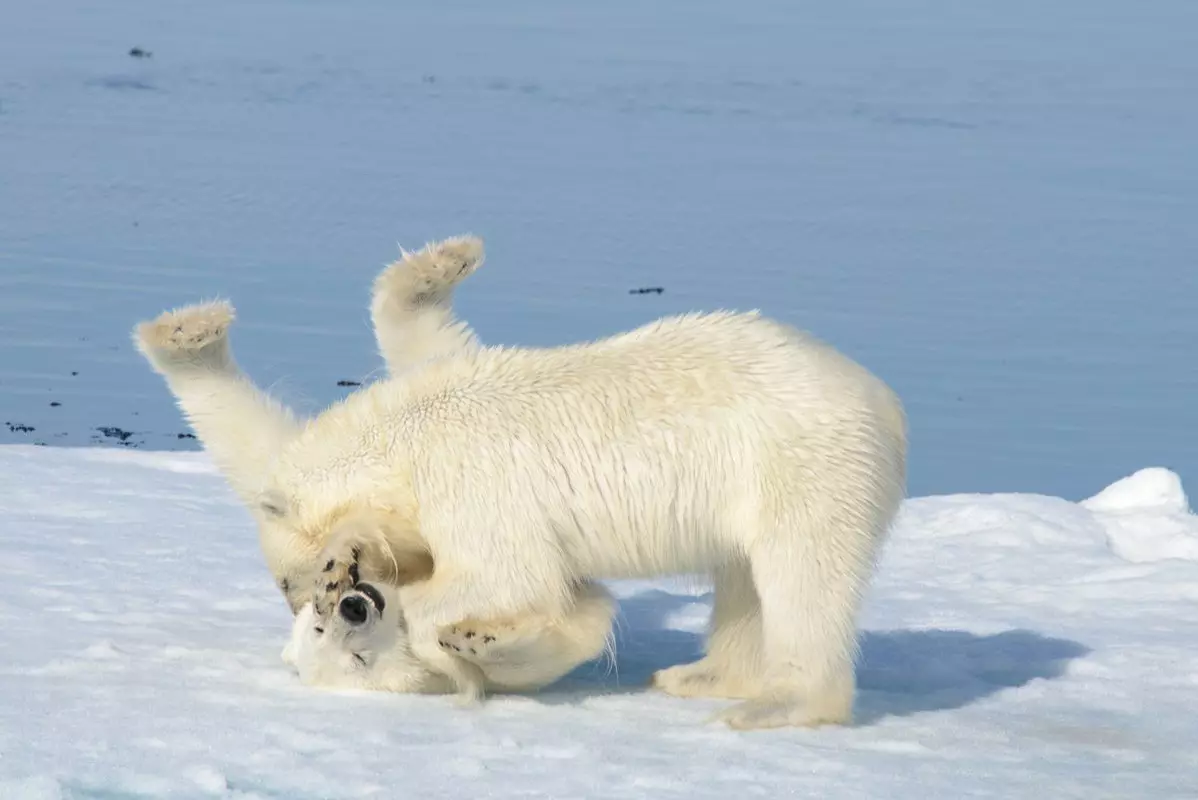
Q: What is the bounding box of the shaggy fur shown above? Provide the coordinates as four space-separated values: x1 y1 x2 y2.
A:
134 235 907 729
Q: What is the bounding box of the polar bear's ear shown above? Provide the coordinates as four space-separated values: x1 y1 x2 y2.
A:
257 489 290 519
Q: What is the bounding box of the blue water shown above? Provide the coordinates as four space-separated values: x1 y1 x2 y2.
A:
1 0 1195 501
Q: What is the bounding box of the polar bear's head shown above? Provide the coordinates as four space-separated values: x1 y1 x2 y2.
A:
282 581 447 693
254 489 431 618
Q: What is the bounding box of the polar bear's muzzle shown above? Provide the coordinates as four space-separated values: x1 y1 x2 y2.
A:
338 582 386 626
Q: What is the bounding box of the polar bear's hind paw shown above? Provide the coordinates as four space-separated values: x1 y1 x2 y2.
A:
376 235 484 309
135 301 235 353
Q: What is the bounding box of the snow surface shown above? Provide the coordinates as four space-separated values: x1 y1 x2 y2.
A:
1 445 1197 798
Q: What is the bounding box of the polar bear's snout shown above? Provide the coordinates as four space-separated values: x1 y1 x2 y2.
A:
339 594 369 625
338 582 387 626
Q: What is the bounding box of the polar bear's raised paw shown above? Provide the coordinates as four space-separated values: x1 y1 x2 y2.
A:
137 301 233 350
133 301 236 369
375 235 484 310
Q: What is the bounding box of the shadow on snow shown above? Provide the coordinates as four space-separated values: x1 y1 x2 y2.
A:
550 589 1090 725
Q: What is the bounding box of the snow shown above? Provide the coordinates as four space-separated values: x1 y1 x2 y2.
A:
1 444 1197 798
1082 469 1198 563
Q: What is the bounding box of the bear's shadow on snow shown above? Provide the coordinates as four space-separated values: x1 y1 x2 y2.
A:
549 590 1090 724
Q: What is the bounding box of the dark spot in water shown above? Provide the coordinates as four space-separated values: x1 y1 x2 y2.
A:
96 426 134 441
337 380 361 387
71 371 79 376
93 76 156 92
49 402 61 408
128 47 152 58
629 286 664 295
6 422 34 433
177 432 196 439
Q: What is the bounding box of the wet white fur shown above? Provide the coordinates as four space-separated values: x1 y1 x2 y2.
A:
134 235 907 729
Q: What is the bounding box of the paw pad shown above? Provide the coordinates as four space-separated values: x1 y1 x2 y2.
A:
312 547 363 617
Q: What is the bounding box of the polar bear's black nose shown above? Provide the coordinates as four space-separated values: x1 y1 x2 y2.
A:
339 594 369 625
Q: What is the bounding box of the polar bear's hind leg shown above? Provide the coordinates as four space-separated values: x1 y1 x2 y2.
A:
371 234 485 374
132 301 302 508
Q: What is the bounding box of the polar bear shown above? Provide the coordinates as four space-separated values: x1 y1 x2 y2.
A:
135 235 907 729
136 236 617 694
282 578 615 694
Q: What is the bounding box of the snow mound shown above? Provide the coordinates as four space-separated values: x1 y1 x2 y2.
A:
1082 468 1198 563
1082 467 1190 515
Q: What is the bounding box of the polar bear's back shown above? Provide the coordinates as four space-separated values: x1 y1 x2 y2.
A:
394 310 906 576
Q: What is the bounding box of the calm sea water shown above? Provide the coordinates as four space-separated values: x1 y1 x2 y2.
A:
2 0 1195 501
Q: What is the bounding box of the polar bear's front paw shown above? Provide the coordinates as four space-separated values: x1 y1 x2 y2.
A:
716 691 852 730
651 659 759 700
436 617 543 665
312 545 362 618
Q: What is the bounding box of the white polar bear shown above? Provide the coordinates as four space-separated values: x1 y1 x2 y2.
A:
136 237 617 694
281 578 616 694
135 235 907 729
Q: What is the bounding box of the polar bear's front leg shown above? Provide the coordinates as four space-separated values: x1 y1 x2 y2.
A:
132 301 302 505
371 235 484 376
400 566 578 704
437 581 616 691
